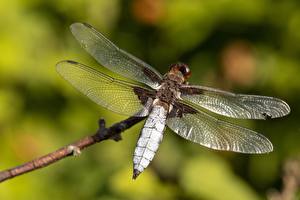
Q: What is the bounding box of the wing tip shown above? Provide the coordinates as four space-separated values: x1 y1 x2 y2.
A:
273 97 291 117
272 99 291 119
281 100 291 116
201 130 274 154
257 143 273 154
55 60 80 73
70 22 82 30
247 133 274 154
70 22 93 32
56 59 79 66
248 137 274 154
70 22 79 31
260 99 291 119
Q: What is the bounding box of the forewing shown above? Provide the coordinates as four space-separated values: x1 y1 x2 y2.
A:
56 60 155 117
167 102 273 153
180 85 290 119
70 22 163 89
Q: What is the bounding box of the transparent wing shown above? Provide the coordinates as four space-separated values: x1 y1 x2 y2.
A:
70 22 163 89
180 85 290 119
167 102 273 153
56 60 155 117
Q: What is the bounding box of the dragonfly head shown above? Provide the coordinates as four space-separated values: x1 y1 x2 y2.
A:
168 63 191 83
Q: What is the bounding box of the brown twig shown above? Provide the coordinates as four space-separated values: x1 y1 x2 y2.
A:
0 116 145 183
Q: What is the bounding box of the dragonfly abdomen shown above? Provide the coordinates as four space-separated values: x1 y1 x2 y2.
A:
133 101 168 179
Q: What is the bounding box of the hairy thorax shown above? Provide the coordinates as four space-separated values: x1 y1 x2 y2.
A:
156 77 182 105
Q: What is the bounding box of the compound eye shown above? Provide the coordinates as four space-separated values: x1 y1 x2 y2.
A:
179 66 187 75
179 66 190 76
181 65 191 79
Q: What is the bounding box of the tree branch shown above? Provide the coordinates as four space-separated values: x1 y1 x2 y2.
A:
0 116 145 183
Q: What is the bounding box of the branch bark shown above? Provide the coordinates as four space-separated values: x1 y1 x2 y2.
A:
0 116 145 183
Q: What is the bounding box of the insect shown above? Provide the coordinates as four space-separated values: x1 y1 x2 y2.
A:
56 22 290 179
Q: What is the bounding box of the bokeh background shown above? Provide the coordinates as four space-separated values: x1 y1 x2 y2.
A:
0 0 300 199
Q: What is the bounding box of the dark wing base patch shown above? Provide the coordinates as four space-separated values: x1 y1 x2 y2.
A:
168 102 198 118
133 87 156 106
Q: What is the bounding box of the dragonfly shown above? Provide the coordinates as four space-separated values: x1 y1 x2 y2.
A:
56 22 290 179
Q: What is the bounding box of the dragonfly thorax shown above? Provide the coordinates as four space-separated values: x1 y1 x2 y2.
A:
156 79 181 105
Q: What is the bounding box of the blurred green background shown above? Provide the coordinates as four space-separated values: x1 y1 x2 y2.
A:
0 0 299 199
